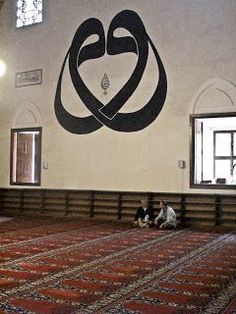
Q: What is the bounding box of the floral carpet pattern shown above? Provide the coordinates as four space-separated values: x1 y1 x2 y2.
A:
0 216 235 313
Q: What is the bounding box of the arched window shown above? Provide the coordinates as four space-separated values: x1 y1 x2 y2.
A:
190 79 236 189
11 103 42 186
16 0 43 28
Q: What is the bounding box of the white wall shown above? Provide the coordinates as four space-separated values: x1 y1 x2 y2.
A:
0 0 235 193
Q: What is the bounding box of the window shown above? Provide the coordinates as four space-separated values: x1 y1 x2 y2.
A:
191 114 236 188
10 128 42 185
16 0 43 28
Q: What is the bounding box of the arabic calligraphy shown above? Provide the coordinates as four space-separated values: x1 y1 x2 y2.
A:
54 10 167 134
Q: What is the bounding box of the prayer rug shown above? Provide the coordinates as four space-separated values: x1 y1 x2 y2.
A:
0 217 13 223
0 217 235 314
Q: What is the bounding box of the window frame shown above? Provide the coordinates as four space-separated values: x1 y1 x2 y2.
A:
190 112 236 190
15 0 43 29
213 130 236 180
10 127 42 186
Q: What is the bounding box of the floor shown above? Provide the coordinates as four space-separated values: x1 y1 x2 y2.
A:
0 216 235 313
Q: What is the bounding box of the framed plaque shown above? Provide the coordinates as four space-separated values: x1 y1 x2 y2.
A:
15 69 42 87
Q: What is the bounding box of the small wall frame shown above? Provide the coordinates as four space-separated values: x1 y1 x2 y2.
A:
15 69 42 87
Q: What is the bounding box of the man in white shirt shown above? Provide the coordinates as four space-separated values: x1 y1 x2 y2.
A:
154 200 176 229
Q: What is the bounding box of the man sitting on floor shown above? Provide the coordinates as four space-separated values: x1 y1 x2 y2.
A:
154 200 176 229
134 198 154 228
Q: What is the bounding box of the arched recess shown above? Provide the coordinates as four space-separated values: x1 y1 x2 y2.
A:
12 101 42 128
190 78 236 114
10 102 43 186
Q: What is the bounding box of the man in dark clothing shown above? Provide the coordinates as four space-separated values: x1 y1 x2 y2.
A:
134 198 154 227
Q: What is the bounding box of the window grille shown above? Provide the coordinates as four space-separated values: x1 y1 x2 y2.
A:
16 0 42 28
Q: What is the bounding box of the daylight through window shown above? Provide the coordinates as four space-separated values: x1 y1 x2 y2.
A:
16 0 43 28
191 115 236 188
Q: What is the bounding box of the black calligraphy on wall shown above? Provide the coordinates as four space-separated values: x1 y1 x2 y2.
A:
54 10 167 134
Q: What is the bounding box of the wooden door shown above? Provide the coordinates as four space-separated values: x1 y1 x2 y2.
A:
16 133 33 183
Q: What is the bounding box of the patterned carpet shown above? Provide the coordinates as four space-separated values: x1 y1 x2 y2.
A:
0 216 235 314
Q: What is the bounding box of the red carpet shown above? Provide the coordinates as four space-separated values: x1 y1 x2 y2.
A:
0 216 235 313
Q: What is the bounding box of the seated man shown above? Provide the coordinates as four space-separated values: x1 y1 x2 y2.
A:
154 200 176 229
134 198 154 228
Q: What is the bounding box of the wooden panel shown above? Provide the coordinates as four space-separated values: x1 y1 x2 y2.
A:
93 191 119 219
0 189 235 228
